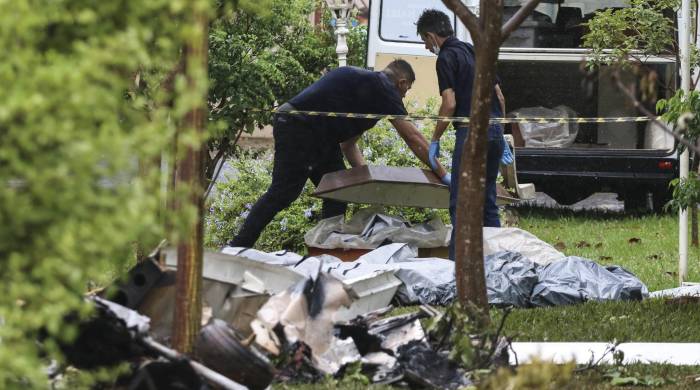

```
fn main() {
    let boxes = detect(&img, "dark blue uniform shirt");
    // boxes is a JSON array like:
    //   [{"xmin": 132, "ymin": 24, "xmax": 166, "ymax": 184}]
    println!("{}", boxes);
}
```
[
  {"xmin": 288, "ymin": 67, "xmax": 407, "ymax": 144},
  {"xmin": 436, "ymin": 36, "xmax": 503, "ymax": 140}
]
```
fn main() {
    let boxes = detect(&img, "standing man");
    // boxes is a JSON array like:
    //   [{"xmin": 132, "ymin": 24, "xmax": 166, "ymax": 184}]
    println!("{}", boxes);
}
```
[
  {"xmin": 416, "ymin": 9, "xmax": 512, "ymax": 260},
  {"xmin": 227, "ymin": 60, "xmax": 449, "ymax": 248}
]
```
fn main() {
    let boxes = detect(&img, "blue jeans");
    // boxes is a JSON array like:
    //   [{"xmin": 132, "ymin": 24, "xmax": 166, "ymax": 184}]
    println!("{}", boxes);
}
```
[{"xmin": 448, "ymin": 127, "xmax": 504, "ymax": 260}]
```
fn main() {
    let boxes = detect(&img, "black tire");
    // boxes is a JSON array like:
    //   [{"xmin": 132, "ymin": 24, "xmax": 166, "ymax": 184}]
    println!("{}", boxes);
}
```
[{"xmin": 195, "ymin": 319, "xmax": 274, "ymax": 390}]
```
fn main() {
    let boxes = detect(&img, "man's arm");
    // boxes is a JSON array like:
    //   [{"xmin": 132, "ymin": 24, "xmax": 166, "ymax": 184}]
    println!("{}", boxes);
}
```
[
  {"xmin": 495, "ymin": 84, "xmax": 506, "ymax": 116},
  {"xmin": 433, "ymin": 88, "xmax": 457, "ymax": 141},
  {"xmin": 390, "ymin": 118, "xmax": 447, "ymax": 178},
  {"xmin": 340, "ymin": 136, "xmax": 366, "ymax": 168}
]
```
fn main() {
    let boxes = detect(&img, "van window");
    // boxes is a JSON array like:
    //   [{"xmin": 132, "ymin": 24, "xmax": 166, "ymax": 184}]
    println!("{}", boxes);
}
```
[
  {"xmin": 379, "ymin": 0, "xmax": 455, "ymax": 43},
  {"xmin": 502, "ymin": 0, "xmax": 633, "ymax": 48}
]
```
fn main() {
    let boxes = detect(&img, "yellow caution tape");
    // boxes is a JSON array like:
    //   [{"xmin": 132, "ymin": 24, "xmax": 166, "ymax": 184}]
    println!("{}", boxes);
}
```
[{"xmin": 261, "ymin": 109, "xmax": 652, "ymax": 124}]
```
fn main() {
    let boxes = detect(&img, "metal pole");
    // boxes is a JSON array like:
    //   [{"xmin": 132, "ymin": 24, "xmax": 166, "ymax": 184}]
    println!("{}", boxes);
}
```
[
  {"xmin": 335, "ymin": 11, "xmax": 349, "ymax": 66},
  {"xmin": 326, "ymin": 0, "xmax": 352, "ymax": 67},
  {"xmin": 141, "ymin": 337, "xmax": 248, "ymax": 390},
  {"xmin": 679, "ymin": 0, "xmax": 691, "ymax": 284}
]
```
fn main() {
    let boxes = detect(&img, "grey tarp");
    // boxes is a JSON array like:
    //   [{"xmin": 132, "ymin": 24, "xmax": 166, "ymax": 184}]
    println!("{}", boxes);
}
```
[
  {"xmin": 530, "ymin": 257, "xmax": 649, "ymax": 306},
  {"xmin": 304, "ymin": 209, "xmax": 450, "ymax": 249},
  {"xmin": 485, "ymin": 251, "xmax": 539, "ymax": 308},
  {"xmin": 355, "ymin": 249, "xmax": 648, "ymax": 307}
]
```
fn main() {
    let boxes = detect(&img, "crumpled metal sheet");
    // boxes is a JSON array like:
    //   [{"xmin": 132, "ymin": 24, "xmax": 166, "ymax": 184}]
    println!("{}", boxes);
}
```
[
  {"xmin": 230, "ymin": 248, "xmax": 403, "ymax": 323},
  {"xmin": 530, "ymin": 257, "xmax": 649, "ymax": 306},
  {"xmin": 367, "ymin": 314, "xmax": 426, "ymax": 354},
  {"xmin": 221, "ymin": 246, "xmax": 306, "ymax": 267},
  {"xmin": 139, "ymin": 250, "xmax": 306, "ymax": 339},
  {"xmin": 94, "ymin": 296, "xmax": 151, "ymax": 336},
  {"xmin": 250, "ymin": 273, "xmax": 360, "ymax": 374},
  {"xmin": 361, "ymin": 352, "xmax": 402, "ymax": 384}
]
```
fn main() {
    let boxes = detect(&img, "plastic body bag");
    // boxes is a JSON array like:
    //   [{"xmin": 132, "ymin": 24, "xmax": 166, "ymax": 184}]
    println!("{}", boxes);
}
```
[
  {"xmin": 304, "ymin": 210, "xmax": 450, "ymax": 250},
  {"xmin": 530, "ymin": 257, "xmax": 649, "ymax": 306},
  {"xmin": 511, "ymin": 105, "xmax": 578, "ymax": 148}
]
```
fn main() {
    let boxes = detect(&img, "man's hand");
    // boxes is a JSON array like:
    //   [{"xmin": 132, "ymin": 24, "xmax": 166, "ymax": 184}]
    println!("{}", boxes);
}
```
[
  {"xmin": 440, "ymin": 172, "xmax": 451, "ymax": 187},
  {"xmin": 501, "ymin": 136, "xmax": 514, "ymax": 165},
  {"xmin": 429, "ymin": 141, "xmax": 440, "ymax": 171},
  {"xmin": 429, "ymin": 140, "xmax": 451, "ymax": 187}
]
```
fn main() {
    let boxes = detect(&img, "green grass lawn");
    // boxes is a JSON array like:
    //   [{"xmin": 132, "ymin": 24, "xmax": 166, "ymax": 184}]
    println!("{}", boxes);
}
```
[
  {"xmin": 502, "ymin": 207, "xmax": 700, "ymax": 343},
  {"xmin": 517, "ymin": 207, "xmax": 700, "ymax": 291},
  {"xmin": 496, "ymin": 207, "xmax": 700, "ymax": 388}
]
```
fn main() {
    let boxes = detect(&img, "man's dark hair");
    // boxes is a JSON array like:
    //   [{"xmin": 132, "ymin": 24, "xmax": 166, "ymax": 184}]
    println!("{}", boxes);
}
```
[
  {"xmin": 386, "ymin": 59, "xmax": 416, "ymax": 82},
  {"xmin": 416, "ymin": 9, "xmax": 454, "ymax": 37}
]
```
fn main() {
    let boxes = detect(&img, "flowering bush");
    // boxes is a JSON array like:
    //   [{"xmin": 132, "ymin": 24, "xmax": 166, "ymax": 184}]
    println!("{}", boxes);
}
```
[
  {"xmin": 204, "ymin": 150, "xmax": 322, "ymax": 252},
  {"xmin": 205, "ymin": 99, "xmax": 455, "ymax": 253}
]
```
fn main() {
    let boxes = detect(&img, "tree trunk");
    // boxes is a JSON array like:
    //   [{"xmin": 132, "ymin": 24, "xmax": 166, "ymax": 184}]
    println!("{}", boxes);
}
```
[
  {"xmin": 693, "ymin": 152, "xmax": 700, "ymax": 246},
  {"xmin": 443, "ymin": 0, "xmax": 542, "ymax": 310},
  {"xmin": 172, "ymin": 3, "xmax": 209, "ymax": 354},
  {"xmin": 454, "ymin": 4, "xmax": 502, "ymax": 310}
]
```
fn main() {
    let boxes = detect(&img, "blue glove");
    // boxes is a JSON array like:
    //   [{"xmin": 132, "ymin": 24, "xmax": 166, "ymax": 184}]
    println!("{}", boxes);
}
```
[
  {"xmin": 440, "ymin": 173, "xmax": 451, "ymax": 187},
  {"xmin": 501, "ymin": 136, "xmax": 514, "ymax": 165},
  {"xmin": 428, "ymin": 140, "xmax": 440, "ymax": 171}
]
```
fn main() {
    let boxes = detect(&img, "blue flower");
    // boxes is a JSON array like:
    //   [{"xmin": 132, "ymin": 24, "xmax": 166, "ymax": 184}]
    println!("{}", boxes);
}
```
[
  {"xmin": 245, "ymin": 203, "xmax": 253, "ymax": 210},
  {"xmin": 304, "ymin": 209, "xmax": 313, "ymax": 219},
  {"xmin": 240, "ymin": 210, "xmax": 250, "ymax": 218}
]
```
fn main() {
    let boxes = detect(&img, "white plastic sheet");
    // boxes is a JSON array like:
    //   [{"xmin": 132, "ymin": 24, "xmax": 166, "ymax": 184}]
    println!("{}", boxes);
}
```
[
  {"xmin": 511, "ymin": 105, "xmax": 579, "ymax": 148},
  {"xmin": 483, "ymin": 227, "xmax": 564, "ymax": 265},
  {"xmin": 304, "ymin": 209, "xmax": 450, "ymax": 250}
]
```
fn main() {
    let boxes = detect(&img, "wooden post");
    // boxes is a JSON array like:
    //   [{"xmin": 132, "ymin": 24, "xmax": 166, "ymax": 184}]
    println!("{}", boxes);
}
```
[{"xmin": 172, "ymin": 1, "xmax": 209, "ymax": 354}]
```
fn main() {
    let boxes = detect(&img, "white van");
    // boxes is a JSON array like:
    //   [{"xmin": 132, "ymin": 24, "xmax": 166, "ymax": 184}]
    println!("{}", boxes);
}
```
[{"xmin": 367, "ymin": 0, "xmax": 679, "ymax": 211}]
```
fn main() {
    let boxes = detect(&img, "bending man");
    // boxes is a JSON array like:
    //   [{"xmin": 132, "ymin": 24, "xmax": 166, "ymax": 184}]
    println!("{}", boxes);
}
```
[{"xmin": 228, "ymin": 60, "xmax": 448, "ymax": 248}]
